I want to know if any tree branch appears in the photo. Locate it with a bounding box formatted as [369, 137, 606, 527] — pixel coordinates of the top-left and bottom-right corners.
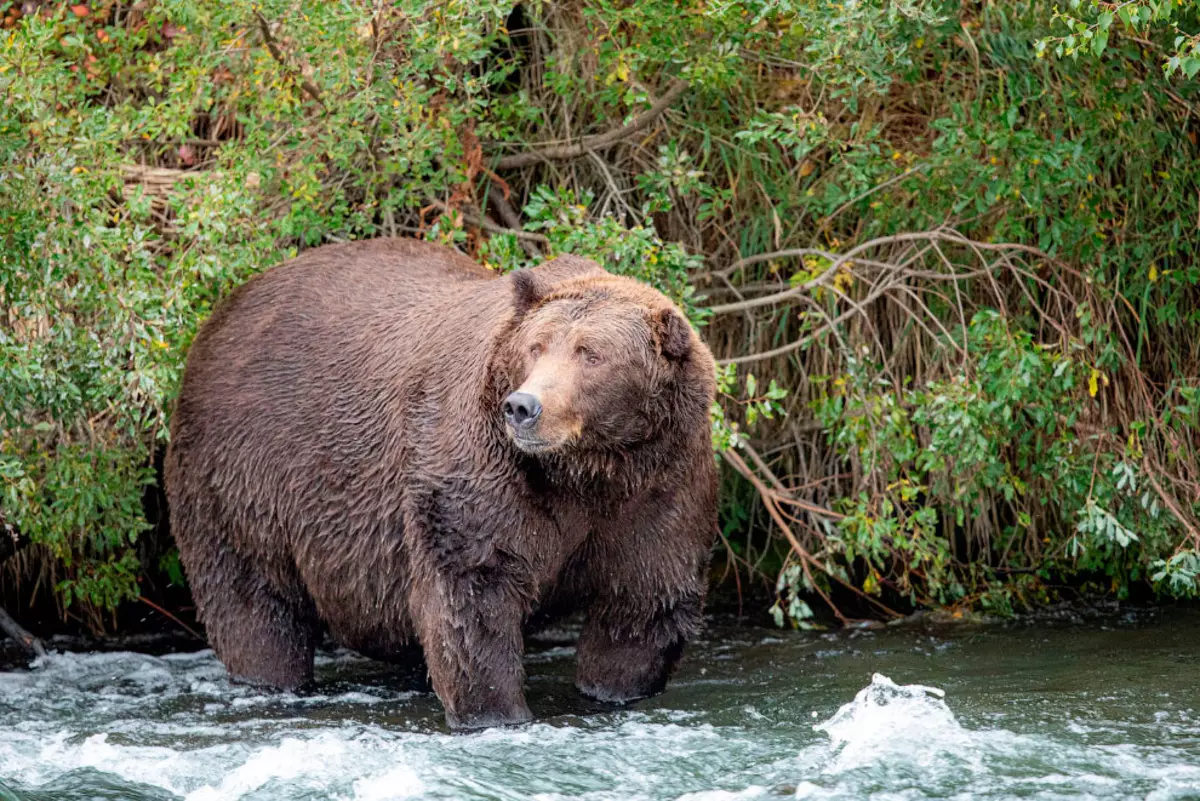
[487, 185, 542, 257]
[716, 281, 895, 366]
[255, 12, 325, 108]
[0, 604, 45, 658]
[699, 228, 1063, 291]
[425, 198, 550, 244]
[491, 80, 689, 170]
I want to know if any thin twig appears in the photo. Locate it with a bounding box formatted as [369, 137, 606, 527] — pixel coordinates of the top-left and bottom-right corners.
[138, 596, 206, 643]
[816, 164, 931, 232]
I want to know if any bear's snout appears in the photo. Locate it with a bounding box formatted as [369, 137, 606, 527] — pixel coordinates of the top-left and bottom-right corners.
[502, 391, 542, 431]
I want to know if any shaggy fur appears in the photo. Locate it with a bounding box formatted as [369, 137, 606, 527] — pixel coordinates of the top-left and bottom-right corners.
[165, 238, 718, 730]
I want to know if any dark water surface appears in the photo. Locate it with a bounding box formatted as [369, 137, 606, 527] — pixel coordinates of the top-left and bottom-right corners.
[2, 607, 1200, 800]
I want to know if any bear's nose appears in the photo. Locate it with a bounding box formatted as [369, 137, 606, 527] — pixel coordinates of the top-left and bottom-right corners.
[502, 392, 542, 430]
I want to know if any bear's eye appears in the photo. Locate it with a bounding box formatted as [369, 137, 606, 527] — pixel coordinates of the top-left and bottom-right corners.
[577, 346, 602, 366]
[529, 344, 543, 359]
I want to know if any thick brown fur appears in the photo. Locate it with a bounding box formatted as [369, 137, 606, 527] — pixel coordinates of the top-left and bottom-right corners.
[164, 238, 718, 730]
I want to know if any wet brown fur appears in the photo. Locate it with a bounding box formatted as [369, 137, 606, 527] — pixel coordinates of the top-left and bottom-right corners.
[165, 238, 718, 730]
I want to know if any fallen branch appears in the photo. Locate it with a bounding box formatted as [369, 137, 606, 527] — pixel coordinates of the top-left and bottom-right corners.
[706, 230, 1048, 315]
[0, 603, 46, 659]
[119, 165, 215, 199]
[491, 80, 689, 170]
[701, 228, 1065, 294]
[708, 228, 1073, 365]
[723, 448, 903, 622]
[722, 448, 849, 623]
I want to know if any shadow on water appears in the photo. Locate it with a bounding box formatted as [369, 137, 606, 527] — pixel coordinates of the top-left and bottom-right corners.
[2, 606, 1200, 799]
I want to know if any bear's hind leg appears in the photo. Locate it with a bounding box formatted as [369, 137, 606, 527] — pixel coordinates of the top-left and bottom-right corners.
[184, 536, 319, 691]
[216, 582, 320, 691]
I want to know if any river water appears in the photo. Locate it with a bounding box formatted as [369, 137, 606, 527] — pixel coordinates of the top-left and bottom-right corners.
[1, 606, 1199, 800]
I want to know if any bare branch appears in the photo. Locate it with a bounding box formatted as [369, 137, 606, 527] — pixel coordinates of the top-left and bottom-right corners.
[491, 80, 689, 170]
[487, 186, 542, 258]
[701, 228, 1063, 291]
[717, 280, 895, 365]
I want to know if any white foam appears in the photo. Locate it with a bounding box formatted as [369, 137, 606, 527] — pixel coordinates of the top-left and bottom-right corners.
[184, 732, 355, 801]
[674, 789, 766, 800]
[4, 653, 1200, 800]
[812, 673, 978, 772]
[346, 764, 426, 800]
[797, 673, 1200, 799]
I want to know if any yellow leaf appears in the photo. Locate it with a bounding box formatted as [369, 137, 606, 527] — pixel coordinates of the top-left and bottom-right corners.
[863, 572, 878, 595]
[833, 268, 854, 293]
[1088, 368, 1100, 398]
[1149, 264, 1159, 282]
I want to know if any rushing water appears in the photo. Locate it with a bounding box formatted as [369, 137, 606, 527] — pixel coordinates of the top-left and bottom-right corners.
[2, 607, 1200, 800]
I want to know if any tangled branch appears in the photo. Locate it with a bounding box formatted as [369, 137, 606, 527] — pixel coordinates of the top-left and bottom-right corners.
[706, 227, 1072, 366]
[490, 80, 689, 170]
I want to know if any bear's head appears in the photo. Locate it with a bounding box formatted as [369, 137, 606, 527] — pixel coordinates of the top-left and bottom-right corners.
[496, 257, 715, 464]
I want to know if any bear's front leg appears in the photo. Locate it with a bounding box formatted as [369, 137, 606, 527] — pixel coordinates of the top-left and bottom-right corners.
[574, 466, 716, 705]
[576, 591, 704, 704]
[409, 566, 534, 731]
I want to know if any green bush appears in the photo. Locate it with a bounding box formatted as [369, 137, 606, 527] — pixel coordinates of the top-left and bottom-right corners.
[3, 0, 1200, 628]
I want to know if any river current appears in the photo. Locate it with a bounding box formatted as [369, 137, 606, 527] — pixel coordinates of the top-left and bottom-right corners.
[1, 607, 1199, 800]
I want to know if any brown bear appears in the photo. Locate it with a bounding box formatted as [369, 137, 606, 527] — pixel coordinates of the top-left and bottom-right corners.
[165, 238, 718, 730]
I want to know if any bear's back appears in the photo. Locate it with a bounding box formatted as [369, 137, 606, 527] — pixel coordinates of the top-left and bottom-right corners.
[166, 239, 512, 586]
[209, 237, 494, 329]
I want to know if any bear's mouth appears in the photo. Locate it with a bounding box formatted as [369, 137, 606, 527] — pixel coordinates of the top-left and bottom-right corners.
[508, 430, 553, 454]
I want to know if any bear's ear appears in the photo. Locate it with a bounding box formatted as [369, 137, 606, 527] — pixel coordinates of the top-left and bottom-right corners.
[653, 307, 693, 362]
[511, 269, 543, 317]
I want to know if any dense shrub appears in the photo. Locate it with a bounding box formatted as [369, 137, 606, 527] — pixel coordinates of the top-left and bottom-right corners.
[2, 0, 1200, 629]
